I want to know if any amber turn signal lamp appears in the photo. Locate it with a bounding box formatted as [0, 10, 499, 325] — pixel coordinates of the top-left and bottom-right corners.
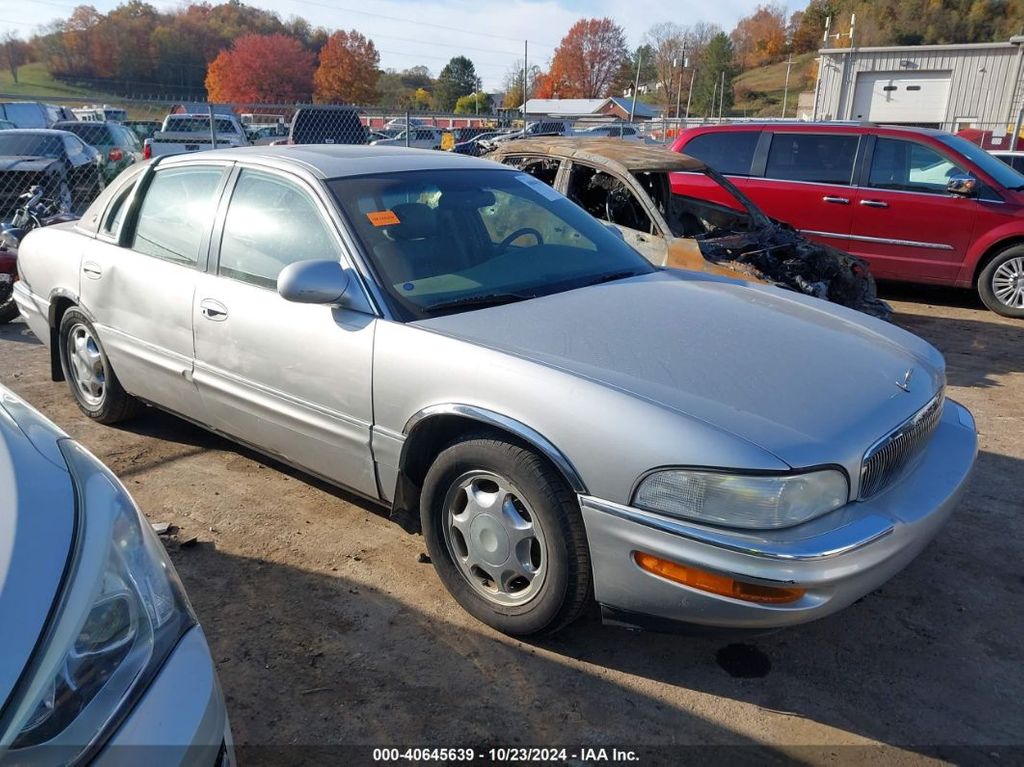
[633, 552, 805, 604]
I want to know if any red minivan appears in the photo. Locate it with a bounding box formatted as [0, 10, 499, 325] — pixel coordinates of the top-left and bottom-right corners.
[672, 123, 1024, 317]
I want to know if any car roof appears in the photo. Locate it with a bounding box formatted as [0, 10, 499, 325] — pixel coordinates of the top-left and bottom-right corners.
[683, 121, 947, 138]
[159, 144, 510, 179]
[488, 137, 706, 173]
[0, 128, 73, 136]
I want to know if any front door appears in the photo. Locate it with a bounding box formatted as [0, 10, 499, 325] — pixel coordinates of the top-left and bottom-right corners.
[849, 136, 978, 282]
[191, 167, 377, 496]
[79, 163, 228, 416]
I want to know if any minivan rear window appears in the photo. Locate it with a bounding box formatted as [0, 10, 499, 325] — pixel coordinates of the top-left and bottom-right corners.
[765, 133, 859, 185]
[681, 131, 760, 175]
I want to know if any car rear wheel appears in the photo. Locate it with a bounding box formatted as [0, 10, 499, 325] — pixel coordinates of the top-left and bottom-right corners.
[59, 308, 141, 423]
[420, 435, 591, 636]
[979, 245, 1024, 318]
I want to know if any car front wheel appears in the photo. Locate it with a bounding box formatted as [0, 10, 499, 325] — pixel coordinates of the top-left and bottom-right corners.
[979, 245, 1024, 318]
[59, 307, 141, 423]
[420, 435, 591, 636]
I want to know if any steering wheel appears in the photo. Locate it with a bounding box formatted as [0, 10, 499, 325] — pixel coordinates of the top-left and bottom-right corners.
[497, 227, 543, 252]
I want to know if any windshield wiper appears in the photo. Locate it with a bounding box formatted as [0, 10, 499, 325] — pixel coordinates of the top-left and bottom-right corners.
[583, 270, 645, 287]
[422, 291, 535, 315]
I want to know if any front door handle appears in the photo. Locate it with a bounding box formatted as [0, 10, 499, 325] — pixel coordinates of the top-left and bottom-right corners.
[200, 298, 228, 321]
[82, 261, 102, 279]
[823, 196, 850, 204]
[860, 199, 889, 208]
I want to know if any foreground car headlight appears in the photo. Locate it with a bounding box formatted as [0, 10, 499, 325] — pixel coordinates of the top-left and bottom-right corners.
[633, 468, 849, 529]
[1, 440, 193, 763]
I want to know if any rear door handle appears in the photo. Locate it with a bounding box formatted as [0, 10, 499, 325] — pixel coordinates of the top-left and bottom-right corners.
[860, 199, 889, 208]
[822, 196, 850, 204]
[82, 261, 102, 279]
[199, 298, 228, 321]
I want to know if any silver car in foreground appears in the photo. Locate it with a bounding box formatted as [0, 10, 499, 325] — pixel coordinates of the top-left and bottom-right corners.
[0, 385, 232, 764]
[14, 146, 977, 636]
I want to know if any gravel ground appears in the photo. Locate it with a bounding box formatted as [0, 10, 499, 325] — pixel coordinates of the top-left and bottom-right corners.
[1, 283, 1021, 765]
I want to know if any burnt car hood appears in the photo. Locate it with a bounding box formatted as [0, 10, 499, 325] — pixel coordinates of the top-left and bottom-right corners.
[415, 270, 945, 468]
[0, 155, 58, 172]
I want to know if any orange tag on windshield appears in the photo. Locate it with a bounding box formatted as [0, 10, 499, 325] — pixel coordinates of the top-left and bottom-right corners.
[367, 210, 400, 227]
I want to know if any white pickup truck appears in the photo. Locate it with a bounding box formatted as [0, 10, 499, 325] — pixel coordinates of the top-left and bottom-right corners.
[143, 113, 250, 158]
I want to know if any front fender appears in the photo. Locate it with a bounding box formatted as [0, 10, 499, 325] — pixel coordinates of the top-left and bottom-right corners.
[957, 220, 1024, 287]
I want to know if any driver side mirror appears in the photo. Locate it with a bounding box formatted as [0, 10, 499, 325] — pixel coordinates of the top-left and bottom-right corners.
[946, 174, 978, 197]
[277, 259, 368, 312]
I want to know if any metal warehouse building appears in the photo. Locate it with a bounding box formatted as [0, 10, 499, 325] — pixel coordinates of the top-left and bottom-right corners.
[812, 38, 1024, 137]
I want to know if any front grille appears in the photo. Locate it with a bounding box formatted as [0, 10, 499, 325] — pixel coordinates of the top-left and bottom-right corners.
[860, 390, 944, 499]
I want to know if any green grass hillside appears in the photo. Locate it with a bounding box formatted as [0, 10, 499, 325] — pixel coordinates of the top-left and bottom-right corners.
[733, 53, 817, 117]
[0, 62, 108, 99]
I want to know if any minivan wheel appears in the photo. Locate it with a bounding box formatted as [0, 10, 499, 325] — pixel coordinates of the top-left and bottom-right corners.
[979, 245, 1024, 318]
[58, 308, 141, 423]
[420, 436, 591, 636]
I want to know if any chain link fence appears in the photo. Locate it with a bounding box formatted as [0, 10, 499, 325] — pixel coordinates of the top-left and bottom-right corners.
[2, 93, 1019, 223]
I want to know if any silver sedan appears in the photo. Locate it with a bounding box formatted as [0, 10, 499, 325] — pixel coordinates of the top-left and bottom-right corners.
[14, 146, 977, 636]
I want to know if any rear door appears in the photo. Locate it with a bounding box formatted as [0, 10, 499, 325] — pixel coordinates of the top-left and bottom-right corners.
[849, 136, 977, 282]
[671, 129, 762, 211]
[80, 162, 229, 416]
[191, 166, 377, 496]
[737, 130, 862, 250]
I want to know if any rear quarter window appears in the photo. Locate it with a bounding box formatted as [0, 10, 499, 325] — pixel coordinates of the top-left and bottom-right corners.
[681, 131, 760, 175]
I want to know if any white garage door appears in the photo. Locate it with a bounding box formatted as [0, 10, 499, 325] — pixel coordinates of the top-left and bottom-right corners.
[851, 71, 951, 126]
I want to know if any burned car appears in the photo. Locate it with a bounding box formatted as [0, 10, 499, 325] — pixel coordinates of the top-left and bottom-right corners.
[488, 138, 890, 319]
[0, 129, 103, 218]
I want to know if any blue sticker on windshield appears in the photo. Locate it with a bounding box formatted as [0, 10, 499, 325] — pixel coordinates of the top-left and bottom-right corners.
[403, 282, 415, 291]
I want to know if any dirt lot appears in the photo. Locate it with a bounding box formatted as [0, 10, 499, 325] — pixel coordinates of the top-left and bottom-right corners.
[1, 283, 1022, 764]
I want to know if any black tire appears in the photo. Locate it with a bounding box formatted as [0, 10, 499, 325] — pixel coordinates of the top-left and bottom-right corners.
[420, 435, 591, 636]
[0, 296, 16, 324]
[978, 244, 1024, 318]
[58, 307, 141, 423]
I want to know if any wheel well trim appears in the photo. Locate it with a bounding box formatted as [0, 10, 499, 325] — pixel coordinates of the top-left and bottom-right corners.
[402, 404, 588, 494]
[963, 235, 1024, 287]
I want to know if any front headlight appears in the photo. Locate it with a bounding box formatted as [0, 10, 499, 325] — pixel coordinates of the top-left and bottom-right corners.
[633, 468, 849, 529]
[1, 440, 193, 763]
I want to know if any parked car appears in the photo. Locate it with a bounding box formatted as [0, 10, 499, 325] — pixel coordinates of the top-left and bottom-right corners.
[453, 126, 491, 142]
[0, 384, 234, 763]
[71, 104, 128, 123]
[989, 149, 1024, 173]
[15, 145, 977, 637]
[144, 113, 249, 159]
[52, 120, 143, 183]
[580, 123, 643, 140]
[452, 131, 509, 156]
[673, 123, 1024, 317]
[0, 129, 103, 217]
[0, 101, 75, 128]
[488, 138, 890, 318]
[289, 105, 366, 145]
[123, 119, 162, 142]
[370, 127, 445, 150]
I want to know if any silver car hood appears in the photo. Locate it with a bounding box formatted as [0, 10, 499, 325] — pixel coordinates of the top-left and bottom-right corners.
[0, 391, 75, 713]
[416, 271, 945, 469]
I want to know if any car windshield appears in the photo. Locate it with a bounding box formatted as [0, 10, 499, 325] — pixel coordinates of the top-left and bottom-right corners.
[329, 168, 655, 320]
[57, 123, 113, 145]
[938, 133, 1024, 190]
[0, 133, 63, 157]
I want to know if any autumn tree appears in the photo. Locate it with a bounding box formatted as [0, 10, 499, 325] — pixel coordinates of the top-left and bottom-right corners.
[454, 91, 492, 114]
[731, 3, 789, 69]
[435, 56, 478, 111]
[205, 34, 315, 103]
[2, 33, 30, 84]
[501, 60, 544, 108]
[544, 18, 627, 99]
[314, 30, 379, 104]
[643, 23, 687, 105]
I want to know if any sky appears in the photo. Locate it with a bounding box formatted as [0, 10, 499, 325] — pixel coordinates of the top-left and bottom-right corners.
[2, 0, 807, 90]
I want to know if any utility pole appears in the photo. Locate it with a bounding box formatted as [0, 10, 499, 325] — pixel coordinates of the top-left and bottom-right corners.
[522, 40, 528, 136]
[719, 70, 725, 121]
[674, 51, 686, 119]
[782, 56, 793, 118]
[630, 48, 642, 122]
[710, 80, 717, 119]
[685, 68, 695, 120]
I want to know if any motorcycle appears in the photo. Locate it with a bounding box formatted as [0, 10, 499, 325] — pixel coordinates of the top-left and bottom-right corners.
[0, 186, 77, 324]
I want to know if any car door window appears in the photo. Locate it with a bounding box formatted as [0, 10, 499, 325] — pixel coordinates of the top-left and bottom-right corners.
[868, 138, 964, 194]
[218, 169, 338, 290]
[682, 131, 760, 175]
[132, 167, 224, 266]
[765, 133, 859, 185]
[102, 182, 136, 237]
[566, 164, 655, 234]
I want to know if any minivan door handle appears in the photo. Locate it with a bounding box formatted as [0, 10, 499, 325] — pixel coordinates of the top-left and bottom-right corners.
[822, 196, 850, 204]
[199, 298, 228, 321]
[860, 199, 889, 208]
[82, 262, 102, 279]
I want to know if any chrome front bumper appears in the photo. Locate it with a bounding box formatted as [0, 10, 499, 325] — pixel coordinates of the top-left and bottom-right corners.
[580, 399, 978, 631]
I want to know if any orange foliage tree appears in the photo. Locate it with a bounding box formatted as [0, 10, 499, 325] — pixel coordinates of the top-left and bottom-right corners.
[731, 3, 788, 69]
[314, 30, 380, 104]
[542, 18, 627, 99]
[205, 33, 314, 103]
